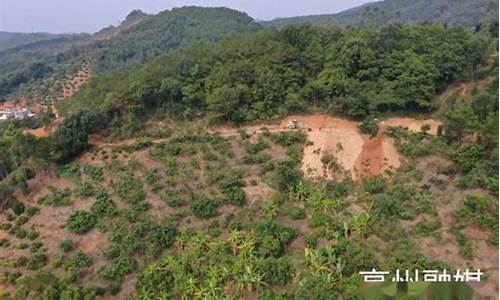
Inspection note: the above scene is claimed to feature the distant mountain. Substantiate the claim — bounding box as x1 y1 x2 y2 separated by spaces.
261 0 499 29
3 1 495 101
0 6 262 99
88 6 262 73
0 32 73 52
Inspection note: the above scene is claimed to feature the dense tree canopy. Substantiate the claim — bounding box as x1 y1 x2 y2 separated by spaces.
62 23 493 124
50 109 96 163
261 0 499 29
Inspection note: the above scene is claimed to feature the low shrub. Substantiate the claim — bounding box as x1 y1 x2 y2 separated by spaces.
244 139 269 154
91 189 118 217
453 144 485 173
274 159 301 191
255 220 297 257
165 197 184 207
220 173 246 206
256 257 293 285
59 239 73 252
455 195 498 230
242 152 272 164
25 206 40 217
66 211 96 234
8 198 25 215
82 165 104 181
38 187 72 206
363 176 387 194
63 251 93 280
191 195 219 218
97 257 136 281
360 118 379 137
75 182 95 198
112 175 145 204
271 131 307 146
288 207 306 220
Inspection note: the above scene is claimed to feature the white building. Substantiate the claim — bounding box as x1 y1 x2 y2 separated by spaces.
0 108 35 121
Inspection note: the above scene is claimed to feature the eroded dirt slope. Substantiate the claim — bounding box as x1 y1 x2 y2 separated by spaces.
212 115 441 181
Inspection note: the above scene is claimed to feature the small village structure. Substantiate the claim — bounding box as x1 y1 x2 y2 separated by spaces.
0 108 36 120
0 98 36 121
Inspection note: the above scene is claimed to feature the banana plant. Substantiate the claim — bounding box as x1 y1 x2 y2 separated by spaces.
289 180 309 202
307 184 326 212
238 236 256 260
261 200 279 218
228 228 243 255
138 287 154 300
180 276 199 300
245 265 267 292
307 184 342 213
348 212 371 239
157 292 170 300
305 246 345 282
204 279 222 299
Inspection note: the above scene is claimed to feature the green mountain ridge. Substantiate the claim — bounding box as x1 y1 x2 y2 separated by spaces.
1 2 497 101
88 6 261 74
0 32 78 52
261 0 499 29
0 6 261 100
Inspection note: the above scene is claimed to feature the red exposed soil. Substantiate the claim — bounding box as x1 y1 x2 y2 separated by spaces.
352 122 402 180
354 125 387 179
0 97 28 110
24 119 63 138
88 133 105 145
93 114 441 181
24 127 50 138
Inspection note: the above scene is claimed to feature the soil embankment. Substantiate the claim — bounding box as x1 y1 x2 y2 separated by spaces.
93 114 442 181
201 114 441 181
281 115 440 181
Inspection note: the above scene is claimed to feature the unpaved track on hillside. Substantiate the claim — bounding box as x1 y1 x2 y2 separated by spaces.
91 115 441 181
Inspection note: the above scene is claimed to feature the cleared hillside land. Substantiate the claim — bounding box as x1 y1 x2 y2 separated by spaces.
0 114 497 299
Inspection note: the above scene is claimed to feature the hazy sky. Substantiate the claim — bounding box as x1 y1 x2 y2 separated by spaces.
0 0 375 33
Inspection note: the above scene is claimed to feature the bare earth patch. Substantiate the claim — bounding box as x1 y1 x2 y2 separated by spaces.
383 118 442 135
101 114 441 182
353 124 400 180
282 115 441 181
411 157 498 299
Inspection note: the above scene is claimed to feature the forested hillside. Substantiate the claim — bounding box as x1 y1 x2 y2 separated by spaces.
62 23 494 123
0 34 89 100
2 1 497 101
89 7 261 74
0 7 261 100
0 6 498 299
0 32 74 52
261 0 499 29
56 21 498 193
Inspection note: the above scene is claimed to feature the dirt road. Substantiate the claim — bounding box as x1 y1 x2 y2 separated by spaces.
90 114 441 181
